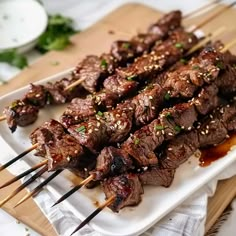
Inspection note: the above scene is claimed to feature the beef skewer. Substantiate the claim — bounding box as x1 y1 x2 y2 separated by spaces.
70 101 236 234
1 38 236 208
1 3 234 132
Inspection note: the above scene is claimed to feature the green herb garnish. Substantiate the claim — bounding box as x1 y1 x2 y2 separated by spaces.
166 112 172 119
134 138 140 145
164 92 170 101
127 74 136 81
192 65 200 70
76 125 86 133
0 50 28 69
97 111 103 117
216 61 224 70
180 58 187 64
101 59 108 69
155 125 164 131
174 125 182 132
10 101 19 109
175 43 183 49
36 14 77 53
122 42 130 49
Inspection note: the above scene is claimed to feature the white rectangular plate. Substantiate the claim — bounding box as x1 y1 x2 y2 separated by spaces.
0 70 236 236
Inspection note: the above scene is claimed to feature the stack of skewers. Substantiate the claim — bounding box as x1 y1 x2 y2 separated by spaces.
1 1 236 234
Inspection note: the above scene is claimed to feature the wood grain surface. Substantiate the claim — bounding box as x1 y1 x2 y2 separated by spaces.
0 3 236 236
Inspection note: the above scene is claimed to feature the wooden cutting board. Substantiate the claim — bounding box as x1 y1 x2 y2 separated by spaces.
0 3 236 236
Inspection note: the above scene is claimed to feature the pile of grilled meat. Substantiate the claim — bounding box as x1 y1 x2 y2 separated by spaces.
1 10 236 212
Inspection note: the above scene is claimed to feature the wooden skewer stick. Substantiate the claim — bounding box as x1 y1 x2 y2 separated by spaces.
70 195 115 236
0 115 6 122
52 174 95 207
0 160 48 189
0 143 38 172
0 165 47 208
186 26 226 56
190 1 236 32
221 38 236 52
14 169 63 208
183 0 222 19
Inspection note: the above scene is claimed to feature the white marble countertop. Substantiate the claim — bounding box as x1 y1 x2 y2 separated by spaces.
0 0 235 235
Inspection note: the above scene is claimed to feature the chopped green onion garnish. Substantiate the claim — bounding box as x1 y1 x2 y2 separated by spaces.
216 61 224 70
164 92 170 101
174 125 181 132
97 111 103 116
76 125 86 133
166 112 172 119
127 74 136 81
175 43 183 49
134 138 140 145
122 42 130 49
192 65 200 70
180 58 187 64
101 59 108 69
10 101 18 109
155 125 164 130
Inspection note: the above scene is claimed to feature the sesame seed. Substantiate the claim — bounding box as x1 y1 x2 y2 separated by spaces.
201 131 205 135
168 132 173 136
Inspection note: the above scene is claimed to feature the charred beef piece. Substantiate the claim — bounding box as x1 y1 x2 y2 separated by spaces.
60 97 97 128
139 167 175 187
103 74 138 98
3 100 39 133
192 84 219 115
122 119 164 166
218 103 236 131
68 118 109 154
103 101 135 143
102 173 143 212
160 102 197 140
30 119 66 157
72 55 117 93
23 84 47 108
148 10 182 35
90 146 133 181
132 84 166 126
160 130 199 169
94 90 119 109
45 134 84 171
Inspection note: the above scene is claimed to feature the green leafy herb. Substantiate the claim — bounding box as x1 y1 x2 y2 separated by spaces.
180 58 187 64
97 111 103 117
155 125 164 131
0 50 28 69
165 112 172 118
134 138 140 145
10 101 19 109
216 61 224 70
100 59 108 69
164 92 170 101
174 125 182 132
76 125 86 133
36 14 77 53
127 74 136 81
175 43 183 49
122 42 130 49
192 65 200 70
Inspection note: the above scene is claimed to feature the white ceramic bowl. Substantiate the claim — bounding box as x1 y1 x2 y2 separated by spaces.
0 0 48 53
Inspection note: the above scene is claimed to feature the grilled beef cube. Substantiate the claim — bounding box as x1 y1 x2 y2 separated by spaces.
139 167 175 187
23 84 47 108
160 102 197 140
103 101 135 143
216 65 236 97
45 78 79 105
102 174 143 212
222 50 236 64
30 119 65 156
3 100 39 133
60 97 97 128
198 115 227 147
45 134 84 171
192 84 219 115
95 90 119 109
160 130 199 169
148 10 182 35
122 119 164 166
110 40 136 63
132 84 165 126
103 74 138 98
90 146 133 181
216 103 236 132
68 118 108 154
